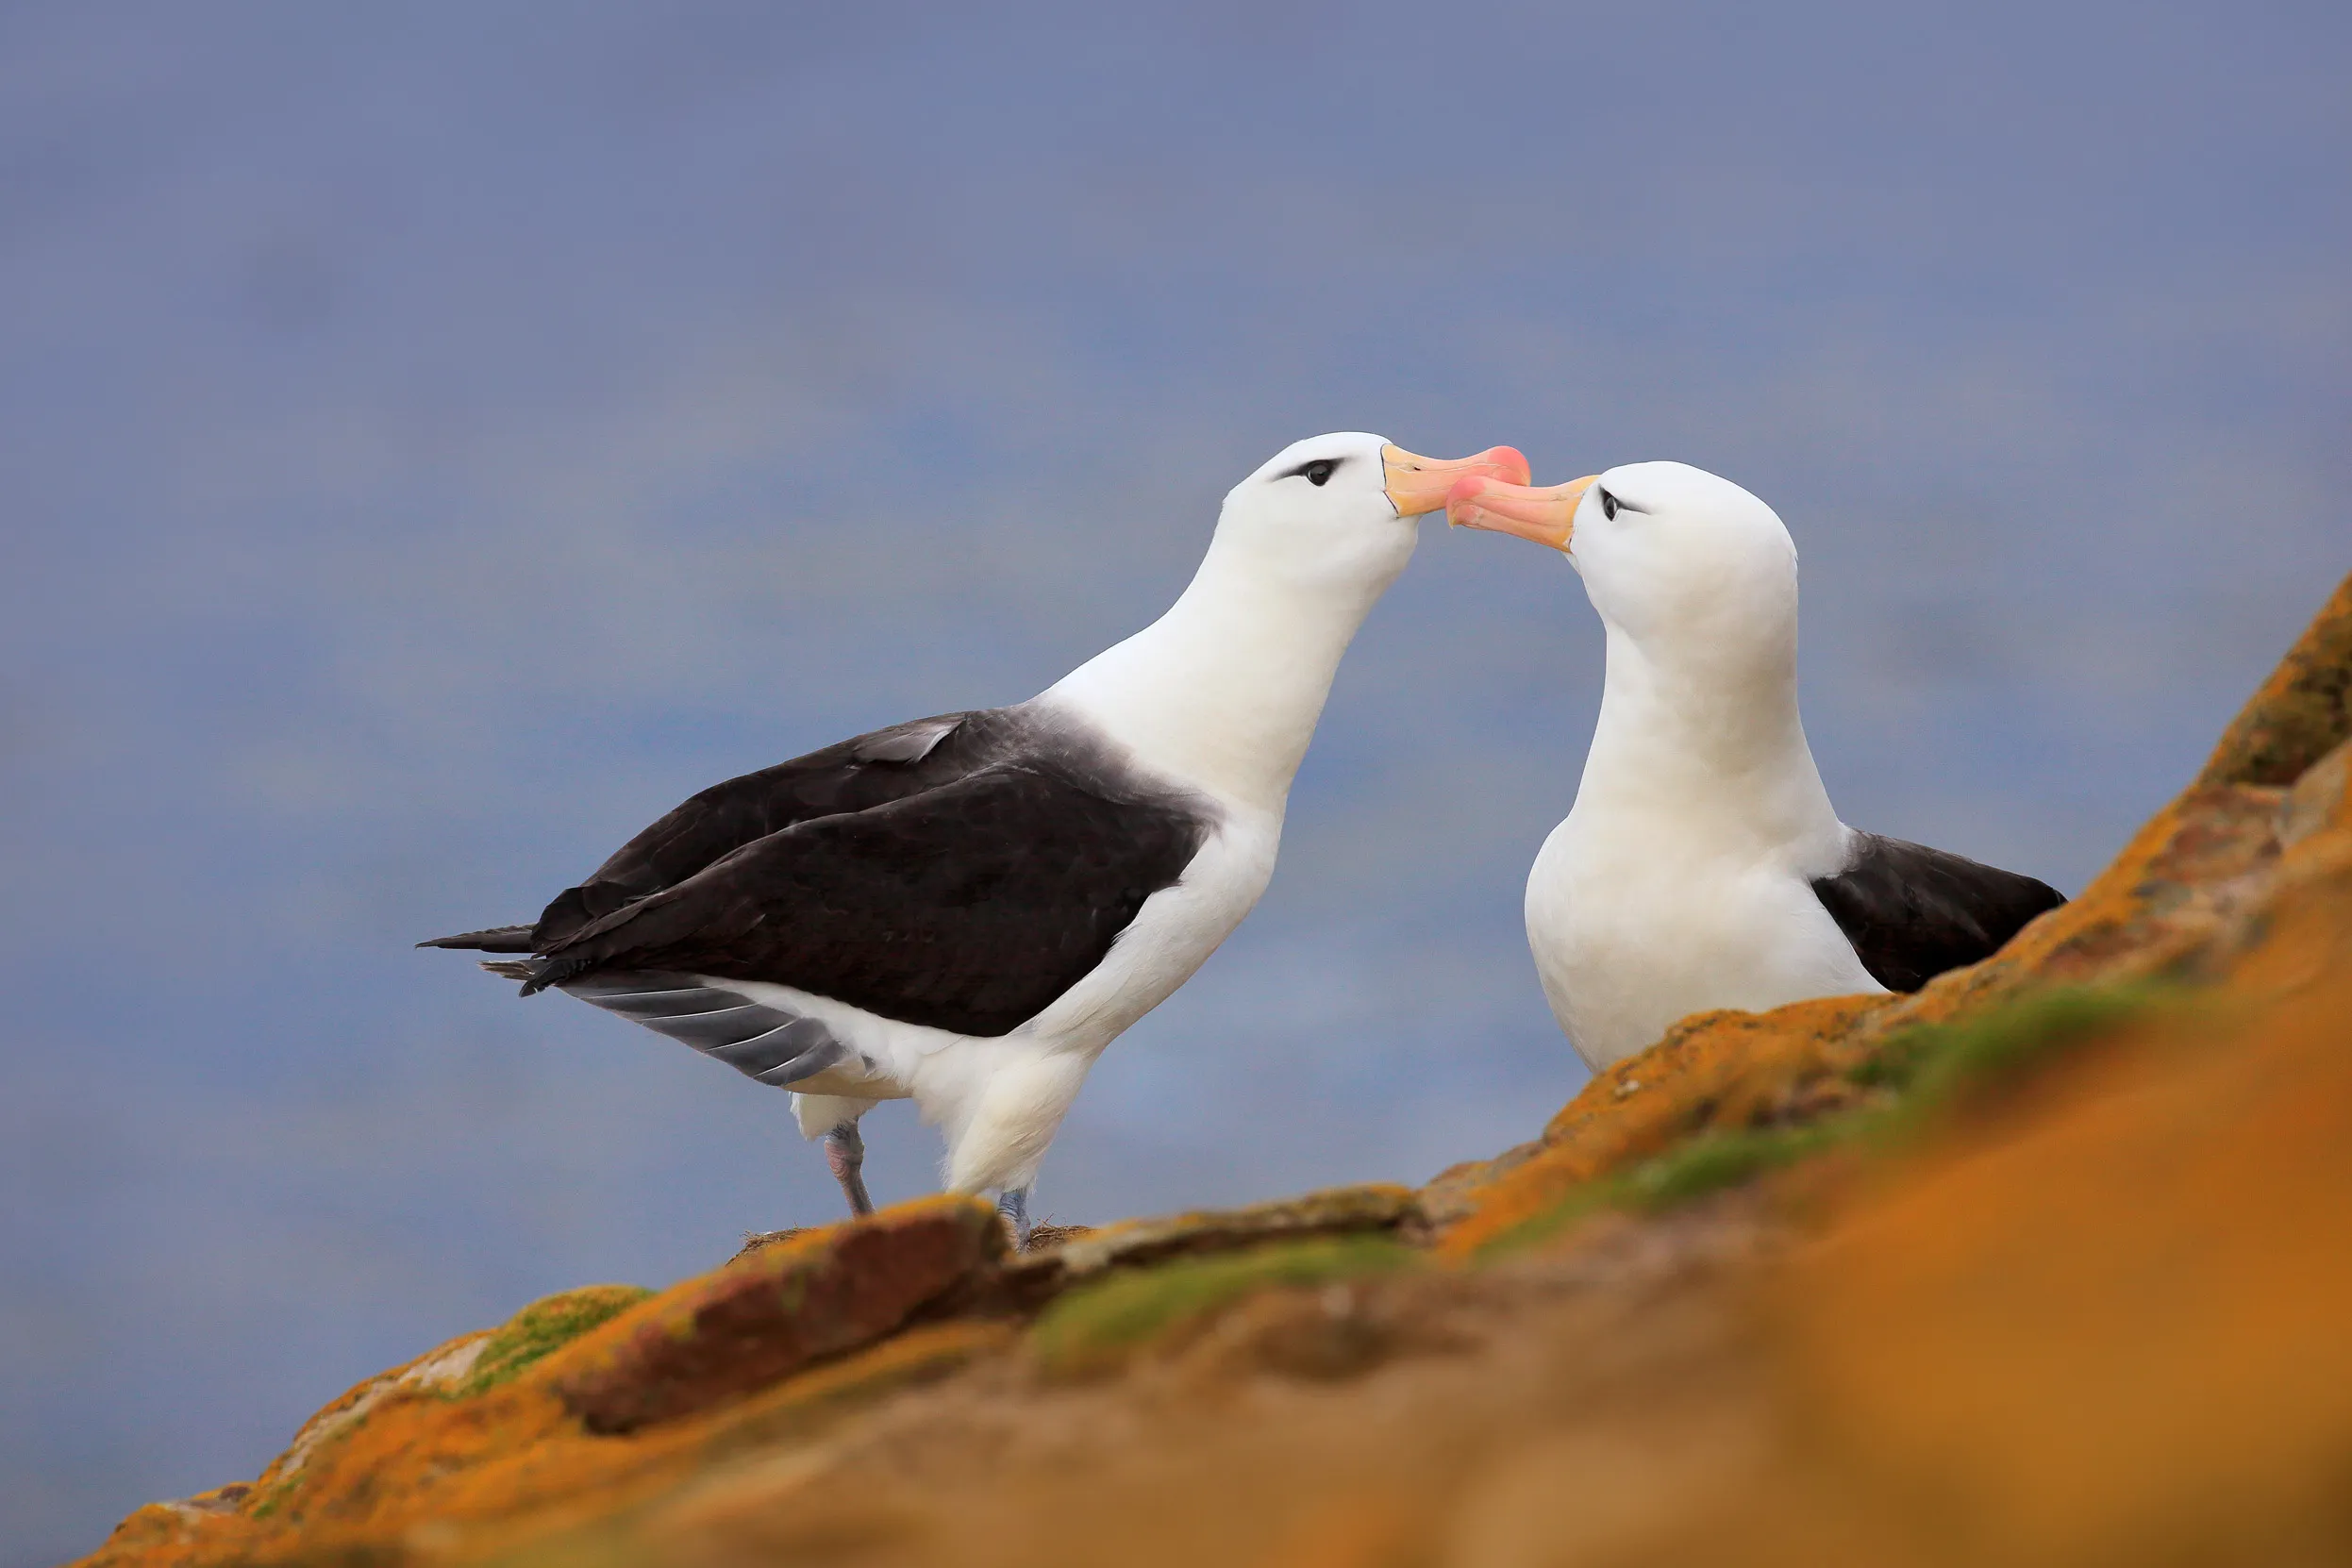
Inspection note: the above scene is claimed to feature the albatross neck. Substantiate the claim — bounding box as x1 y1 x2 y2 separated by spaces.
1042 532 1402 816
1576 613 1843 856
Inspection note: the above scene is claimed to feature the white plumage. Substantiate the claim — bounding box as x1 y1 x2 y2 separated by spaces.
1451 460 2060 1071
427 431 1528 1241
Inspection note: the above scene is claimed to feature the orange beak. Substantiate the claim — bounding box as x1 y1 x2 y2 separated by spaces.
1445 474 1599 552
1381 444 1532 517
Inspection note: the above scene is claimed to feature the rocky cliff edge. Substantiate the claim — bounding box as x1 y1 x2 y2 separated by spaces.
77 573 2352 1568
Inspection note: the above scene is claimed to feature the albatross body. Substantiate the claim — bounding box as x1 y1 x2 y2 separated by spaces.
424 433 1527 1239
1448 460 2063 1071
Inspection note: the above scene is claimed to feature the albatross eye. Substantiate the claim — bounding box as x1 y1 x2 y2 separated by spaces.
1600 488 1619 521
1302 459 1337 487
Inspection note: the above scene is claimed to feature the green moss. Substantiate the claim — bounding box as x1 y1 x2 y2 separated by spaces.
1854 984 2166 1111
459 1284 655 1396
1616 1122 1843 1209
1468 1183 1616 1259
1478 986 2166 1259
1473 1126 1835 1260
1030 1237 1416 1377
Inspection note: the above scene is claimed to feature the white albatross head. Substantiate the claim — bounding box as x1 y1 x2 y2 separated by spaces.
1446 459 1799 659
1039 432 1527 812
1211 432 1530 596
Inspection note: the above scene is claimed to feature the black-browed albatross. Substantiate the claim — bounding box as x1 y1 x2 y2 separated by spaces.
424 433 1529 1242
1446 460 2064 1070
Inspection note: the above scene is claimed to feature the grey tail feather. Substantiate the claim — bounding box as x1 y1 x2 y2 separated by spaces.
480 959 546 985
418 925 538 954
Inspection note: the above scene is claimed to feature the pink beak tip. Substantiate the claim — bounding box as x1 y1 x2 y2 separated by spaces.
1446 473 1499 509
1485 446 1532 487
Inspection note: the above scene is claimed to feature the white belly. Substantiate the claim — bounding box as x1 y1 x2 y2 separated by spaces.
1525 812 1884 1071
1021 806 1280 1046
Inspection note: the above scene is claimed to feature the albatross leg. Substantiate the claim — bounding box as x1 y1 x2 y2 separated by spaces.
825 1121 874 1218
996 1186 1031 1250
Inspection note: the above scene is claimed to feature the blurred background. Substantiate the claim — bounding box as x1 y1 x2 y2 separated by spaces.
1 1 2344 1559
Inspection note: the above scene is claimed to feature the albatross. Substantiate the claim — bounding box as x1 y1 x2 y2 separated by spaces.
1447 460 2063 1071
423 432 1528 1242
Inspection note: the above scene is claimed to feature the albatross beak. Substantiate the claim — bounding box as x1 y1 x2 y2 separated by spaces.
1445 474 1599 552
1382 444 1532 517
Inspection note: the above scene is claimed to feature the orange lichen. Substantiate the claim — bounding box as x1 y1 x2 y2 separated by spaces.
1434 993 1892 1258
67 573 2352 1568
1765 872 2352 1564
78 1317 1011 1568
2196 569 2352 787
543 1193 1001 1432
1249 1490 1426 1568
74 1202 1011 1568
1883 781 2283 1030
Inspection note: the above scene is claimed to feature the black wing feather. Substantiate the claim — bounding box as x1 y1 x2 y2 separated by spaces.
527 712 977 946
1810 831 2065 993
417 924 538 954
524 764 1209 1037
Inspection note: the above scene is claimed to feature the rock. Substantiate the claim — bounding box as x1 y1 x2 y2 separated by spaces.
459 1283 653 1393
1876 780 2283 1026
1019 1220 1095 1251
257 1326 494 1492
2277 734 2352 849
733 1220 1093 1270
1026 1234 1420 1380
546 1194 1004 1433
165 1484 249 1516
1427 994 1893 1255
1002 1182 1421 1305
726 1226 812 1264
1760 874 2352 1566
65 569 2352 1568
85 1485 256 1564
2196 571 2352 788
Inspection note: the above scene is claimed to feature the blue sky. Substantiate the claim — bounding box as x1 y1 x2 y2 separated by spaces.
3 2 2346 1559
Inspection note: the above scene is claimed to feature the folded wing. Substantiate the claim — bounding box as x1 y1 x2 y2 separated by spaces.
1810 831 2065 993
524 765 1211 1037
525 712 977 947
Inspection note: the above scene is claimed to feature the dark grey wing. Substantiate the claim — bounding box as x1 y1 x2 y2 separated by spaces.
1810 831 2065 993
419 711 983 954
520 764 1213 1038
553 970 857 1089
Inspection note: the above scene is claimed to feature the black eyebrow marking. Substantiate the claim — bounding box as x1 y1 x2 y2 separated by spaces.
1602 487 1650 514
1278 456 1345 481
